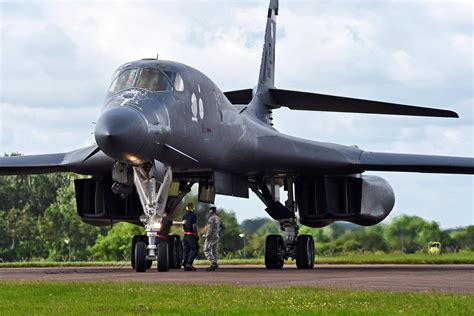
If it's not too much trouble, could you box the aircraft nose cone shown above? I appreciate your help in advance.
[95,106,149,164]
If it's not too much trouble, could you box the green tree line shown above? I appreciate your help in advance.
[0,173,472,262]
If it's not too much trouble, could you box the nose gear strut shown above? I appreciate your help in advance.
[132,163,174,272]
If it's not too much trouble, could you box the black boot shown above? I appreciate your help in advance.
[207,262,218,271]
[184,263,196,271]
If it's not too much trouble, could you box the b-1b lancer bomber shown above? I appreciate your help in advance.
[1,0,473,272]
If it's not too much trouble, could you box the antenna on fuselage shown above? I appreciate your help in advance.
[156,53,159,60]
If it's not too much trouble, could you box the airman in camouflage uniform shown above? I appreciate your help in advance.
[203,206,225,271]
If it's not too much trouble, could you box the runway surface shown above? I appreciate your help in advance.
[1,264,473,293]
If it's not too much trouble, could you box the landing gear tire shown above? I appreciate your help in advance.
[131,235,152,271]
[295,235,315,269]
[265,235,284,269]
[168,235,183,269]
[134,241,147,272]
[157,240,170,272]
[131,235,139,270]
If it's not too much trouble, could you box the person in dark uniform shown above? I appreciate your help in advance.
[182,203,199,271]
[159,214,173,236]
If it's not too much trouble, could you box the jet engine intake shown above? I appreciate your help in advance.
[296,175,395,228]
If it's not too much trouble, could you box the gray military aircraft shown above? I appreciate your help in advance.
[1,0,473,272]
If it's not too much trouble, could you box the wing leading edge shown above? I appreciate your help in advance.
[268,88,458,118]
[0,146,113,176]
[360,151,474,174]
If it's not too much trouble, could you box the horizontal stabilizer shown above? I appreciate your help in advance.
[269,88,459,118]
[224,89,253,105]
[0,146,113,176]
[360,151,474,174]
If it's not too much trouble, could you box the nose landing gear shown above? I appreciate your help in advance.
[131,163,183,272]
[131,234,182,272]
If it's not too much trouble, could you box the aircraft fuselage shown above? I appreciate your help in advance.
[96,59,362,178]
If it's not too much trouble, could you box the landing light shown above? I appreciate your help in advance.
[152,221,162,231]
[126,154,141,163]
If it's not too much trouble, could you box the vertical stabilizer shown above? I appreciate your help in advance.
[250,0,279,124]
[258,0,278,87]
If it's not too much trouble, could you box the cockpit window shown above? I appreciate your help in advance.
[137,68,172,92]
[109,68,138,92]
[174,73,184,91]
[108,66,185,93]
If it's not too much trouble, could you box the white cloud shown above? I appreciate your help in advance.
[1,103,98,154]
[388,50,442,85]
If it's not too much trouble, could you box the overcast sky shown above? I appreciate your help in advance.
[0,0,472,228]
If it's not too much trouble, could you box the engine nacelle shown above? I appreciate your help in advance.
[296,175,395,228]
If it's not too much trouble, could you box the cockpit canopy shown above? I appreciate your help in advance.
[109,67,184,93]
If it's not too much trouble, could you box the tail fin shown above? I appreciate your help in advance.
[258,0,278,87]
[248,0,279,124]
[231,0,459,123]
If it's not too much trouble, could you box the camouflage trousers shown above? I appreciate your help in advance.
[204,238,219,264]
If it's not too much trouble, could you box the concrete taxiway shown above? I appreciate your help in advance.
[1,264,472,293]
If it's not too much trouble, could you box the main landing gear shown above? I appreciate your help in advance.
[252,177,315,270]
[131,234,183,272]
[130,162,183,273]
[264,223,315,270]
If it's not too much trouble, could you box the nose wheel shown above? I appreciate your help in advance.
[131,235,172,272]
[134,241,148,273]
[131,235,153,272]
[157,240,170,272]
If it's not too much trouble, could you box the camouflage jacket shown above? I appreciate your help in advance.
[206,214,225,240]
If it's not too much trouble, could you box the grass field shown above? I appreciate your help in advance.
[1,252,473,268]
[316,252,474,264]
[0,281,472,315]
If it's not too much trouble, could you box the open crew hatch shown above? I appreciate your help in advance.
[109,67,184,93]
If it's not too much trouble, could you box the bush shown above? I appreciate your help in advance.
[343,240,362,253]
